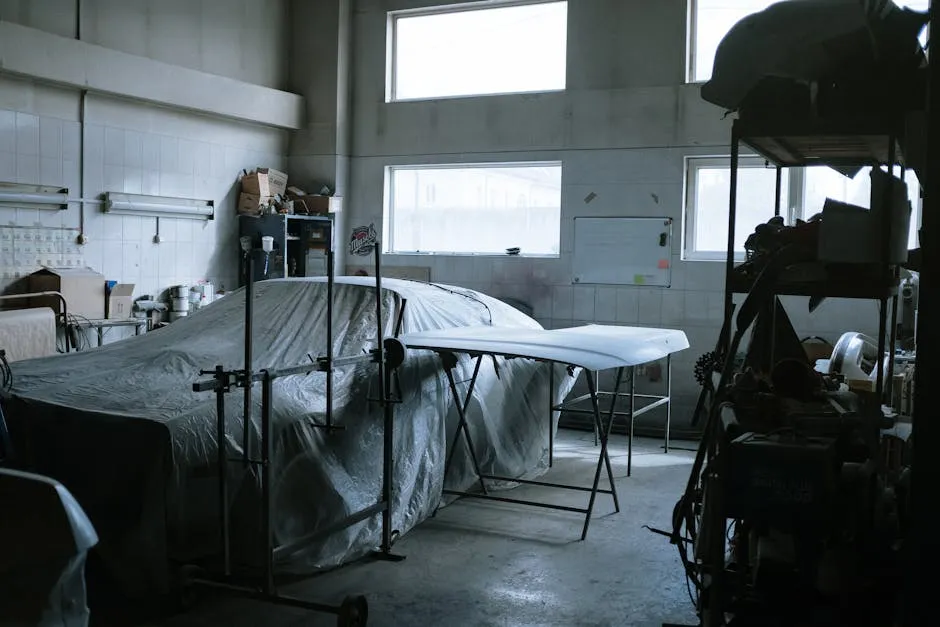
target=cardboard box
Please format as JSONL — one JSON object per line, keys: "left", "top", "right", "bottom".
{"left": 238, "top": 192, "right": 271, "bottom": 216}
{"left": 29, "top": 267, "right": 106, "bottom": 320}
{"left": 240, "top": 168, "right": 288, "bottom": 198}
{"left": 293, "top": 195, "right": 340, "bottom": 215}
{"left": 818, "top": 170, "right": 911, "bottom": 264}
{"left": 107, "top": 283, "right": 135, "bottom": 319}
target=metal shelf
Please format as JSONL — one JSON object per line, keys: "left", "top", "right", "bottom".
{"left": 734, "top": 116, "right": 905, "bottom": 168}
{"left": 729, "top": 271, "right": 899, "bottom": 300}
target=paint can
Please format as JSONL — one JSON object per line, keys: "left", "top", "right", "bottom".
{"left": 171, "top": 297, "right": 190, "bottom": 312}
{"left": 170, "top": 285, "right": 190, "bottom": 298}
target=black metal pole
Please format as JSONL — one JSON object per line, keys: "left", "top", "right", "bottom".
{"left": 664, "top": 355, "right": 672, "bottom": 453}
{"left": 372, "top": 242, "right": 395, "bottom": 553}
{"left": 260, "top": 371, "right": 274, "bottom": 594}
{"left": 243, "top": 253, "right": 254, "bottom": 466}
{"left": 628, "top": 366, "right": 636, "bottom": 477}
{"left": 773, "top": 165, "right": 782, "bottom": 218}
{"left": 876, "top": 138, "right": 897, "bottom": 399}
{"left": 548, "top": 364, "right": 555, "bottom": 468}
{"left": 215, "top": 365, "right": 231, "bottom": 577}
{"left": 326, "top": 248, "right": 335, "bottom": 429}
{"left": 725, "top": 126, "right": 740, "bottom": 355}
{"left": 908, "top": 2, "right": 940, "bottom": 623}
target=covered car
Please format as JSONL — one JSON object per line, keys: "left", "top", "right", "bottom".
{"left": 3, "top": 278, "right": 574, "bottom": 596}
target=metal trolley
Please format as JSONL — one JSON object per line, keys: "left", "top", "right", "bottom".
{"left": 181, "top": 242, "right": 404, "bottom": 626}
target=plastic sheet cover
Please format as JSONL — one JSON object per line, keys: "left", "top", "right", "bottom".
{"left": 4, "top": 278, "right": 575, "bottom": 595}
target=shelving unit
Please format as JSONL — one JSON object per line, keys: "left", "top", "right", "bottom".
{"left": 726, "top": 115, "right": 907, "bottom": 397}
{"left": 238, "top": 214, "right": 333, "bottom": 286}
{"left": 680, "top": 114, "right": 915, "bottom": 626}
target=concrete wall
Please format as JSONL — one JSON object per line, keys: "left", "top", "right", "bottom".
{"left": 0, "top": 0, "right": 289, "bottom": 332}
{"left": 347, "top": 0, "right": 880, "bottom": 430}
{"left": 0, "top": 0, "right": 288, "bottom": 89}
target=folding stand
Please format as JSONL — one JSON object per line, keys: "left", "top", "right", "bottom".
{"left": 182, "top": 243, "right": 403, "bottom": 627}
{"left": 551, "top": 355, "right": 674, "bottom": 476}
{"left": 438, "top": 352, "right": 621, "bottom": 541}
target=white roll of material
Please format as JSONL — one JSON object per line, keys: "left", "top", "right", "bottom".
{"left": 0, "top": 308, "right": 57, "bottom": 362}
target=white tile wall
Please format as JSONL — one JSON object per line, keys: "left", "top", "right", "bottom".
{"left": 0, "top": 92, "right": 287, "bottom": 315}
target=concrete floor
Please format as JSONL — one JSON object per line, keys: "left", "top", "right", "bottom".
{"left": 144, "top": 431, "right": 700, "bottom": 627}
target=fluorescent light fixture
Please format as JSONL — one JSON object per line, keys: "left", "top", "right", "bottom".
{"left": 105, "top": 192, "right": 214, "bottom": 220}
{"left": 0, "top": 182, "right": 68, "bottom": 210}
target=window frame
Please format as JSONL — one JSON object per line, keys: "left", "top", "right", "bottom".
{"left": 683, "top": 156, "right": 922, "bottom": 261}
{"left": 683, "top": 155, "right": 794, "bottom": 262}
{"left": 384, "top": 161, "right": 563, "bottom": 257}
{"left": 385, "top": 0, "right": 568, "bottom": 103}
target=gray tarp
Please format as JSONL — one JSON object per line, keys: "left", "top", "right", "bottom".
{"left": 4, "top": 278, "right": 575, "bottom": 596}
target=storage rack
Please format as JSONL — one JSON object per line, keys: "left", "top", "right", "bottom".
{"left": 238, "top": 213, "right": 333, "bottom": 285}
{"left": 682, "top": 115, "right": 912, "bottom": 627}
{"left": 182, "top": 241, "right": 403, "bottom": 627}
{"left": 725, "top": 115, "right": 906, "bottom": 398}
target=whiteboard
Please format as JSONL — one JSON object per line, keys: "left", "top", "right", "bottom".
{"left": 573, "top": 217, "right": 673, "bottom": 287}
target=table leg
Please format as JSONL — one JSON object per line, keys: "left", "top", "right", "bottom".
{"left": 665, "top": 355, "right": 672, "bottom": 454}
{"left": 97, "top": 326, "right": 104, "bottom": 347}
{"left": 548, "top": 363, "right": 555, "bottom": 468}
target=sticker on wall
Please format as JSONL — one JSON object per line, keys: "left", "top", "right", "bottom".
{"left": 348, "top": 224, "right": 378, "bottom": 257}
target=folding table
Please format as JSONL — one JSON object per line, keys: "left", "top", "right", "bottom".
{"left": 399, "top": 324, "right": 689, "bottom": 540}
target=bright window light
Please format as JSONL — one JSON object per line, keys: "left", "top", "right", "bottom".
{"left": 388, "top": 1, "right": 568, "bottom": 101}
{"left": 683, "top": 158, "right": 922, "bottom": 260}
{"left": 689, "top": 0, "right": 929, "bottom": 83}
{"left": 804, "top": 167, "right": 921, "bottom": 250}
{"left": 385, "top": 163, "right": 562, "bottom": 255}
{"left": 685, "top": 157, "right": 787, "bottom": 260}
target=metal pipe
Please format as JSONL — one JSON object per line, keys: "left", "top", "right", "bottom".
{"left": 774, "top": 166, "right": 783, "bottom": 218}
{"left": 548, "top": 364, "right": 554, "bottom": 467}
{"left": 442, "top": 490, "right": 590, "bottom": 515}
{"left": 478, "top": 474, "right": 616, "bottom": 495}
{"left": 273, "top": 501, "right": 387, "bottom": 561}
{"left": 243, "top": 254, "right": 254, "bottom": 465}
{"left": 581, "top": 371, "right": 606, "bottom": 540}
{"left": 260, "top": 371, "right": 274, "bottom": 594}
{"left": 444, "top": 356, "right": 488, "bottom": 495}
{"left": 326, "top": 248, "right": 335, "bottom": 428}
{"left": 372, "top": 242, "right": 395, "bottom": 553}
{"left": 603, "top": 367, "right": 624, "bottom": 512}
{"left": 725, "top": 127, "right": 741, "bottom": 353}
{"left": 215, "top": 365, "right": 231, "bottom": 576}
{"left": 665, "top": 355, "right": 672, "bottom": 453}
{"left": 189, "top": 579, "right": 342, "bottom": 615}
{"left": 876, "top": 137, "right": 898, "bottom": 399}
{"left": 628, "top": 366, "right": 636, "bottom": 477}
{"left": 887, "top": 291, "right": 900, "bottom": 399}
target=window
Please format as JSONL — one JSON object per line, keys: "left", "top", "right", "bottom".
{"left": 387, "top": 1, "right": 568, "bottom": 102}
{"left": 384, "top": 163, "right": 562, "bottom": 256}
{"left": 684, "top": 157, "right": 922, "bottom": 260}
{"left": 685, "top": 157, "right": 789, "bottom": 260}
{"left": 689, "top": 0, "right": 930, "bottom": 83}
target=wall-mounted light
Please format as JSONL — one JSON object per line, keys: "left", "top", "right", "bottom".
{"left": 0, "top": 183, "right": 68, "bottom": 210}
{"left": 104, "top": 192, "right": 214, "bottom": 220}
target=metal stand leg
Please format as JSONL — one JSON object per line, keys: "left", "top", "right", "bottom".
{"left": 628, "top": 366, "right": 636, "bottom": 477}
{"left": 593, "top": 371, "right": 599, "bottom": 446}
{"left": 214, "top": 366, "right": 231, "bottom": 577}
{"left": 602, "top": 368, "right": 623, "bottom": 515}
{"left": 664, "top": 355, "right": 672, "bottom": 454}
{"left": 548, "top": 364, "right": 554, "bottom": 468}
{"left": 442, "top": 354, "right": 488, "bottom": 495}
{"left": 243, "top": 254, "right": 254, "bottom": 466}
{"left": 581, "top": 370, "right": 619, "bottom": 540}
{"left": 260, "top": 371, "right": 274, "bottom": 594}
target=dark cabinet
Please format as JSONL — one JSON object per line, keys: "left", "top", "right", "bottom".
{"left": 238, "top": 214, "right": 333, "bottom": 286}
